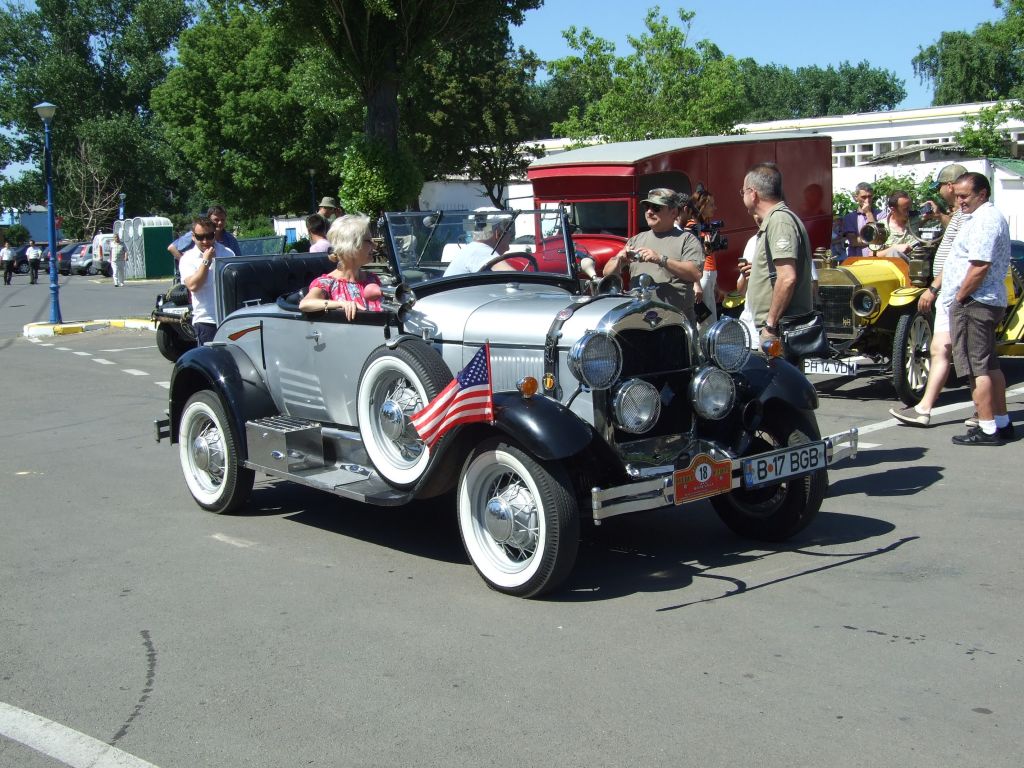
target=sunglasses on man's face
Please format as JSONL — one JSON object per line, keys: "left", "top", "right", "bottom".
{"left": 643, "top": 204, "right": 664, "bottom": 213}
{"left": 194, "top": 231, "right": 216, "bottom": 241}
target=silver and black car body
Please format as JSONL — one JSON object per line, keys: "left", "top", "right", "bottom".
{"left": 156, "top": 208, "right": 857, "bottom": 598}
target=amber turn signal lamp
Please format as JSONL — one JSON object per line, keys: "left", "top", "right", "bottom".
{"left": 760, "top": 337, "right": 784, "bottom": 358}
{"left": 517, "top": 376, "right": 539, "bottom": 398}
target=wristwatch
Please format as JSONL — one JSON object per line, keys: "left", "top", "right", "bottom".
{"left": 659, "top": 255, "right": 668, "bottom": 268}
{"left": 201, "top": 258, "right": 212, "bottom": 267}
{"left": 928, "top": 285, "right": 939, "bottom": 296}
{"left": 763, "top": 324, "right": 779, "bottom": 335}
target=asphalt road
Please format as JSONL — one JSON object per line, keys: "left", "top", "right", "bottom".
{"left": 1, "top": 279, "right": 1022, "bottom": 767}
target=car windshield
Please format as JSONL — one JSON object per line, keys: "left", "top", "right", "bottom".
{"left": 382, "top": 208, "right": 573, "bottom": 290}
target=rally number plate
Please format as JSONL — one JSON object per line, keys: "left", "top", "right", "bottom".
{"left": 803, "top": 358, "right": 857, "bottom": 376}
{"left": 742, "top": 442, "right": 826, "bottom": 489}
{"left": 673, "top": 453, "right": 733, "bottom": 504}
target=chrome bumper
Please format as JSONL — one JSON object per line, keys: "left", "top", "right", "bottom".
{"left": 590, "top": 428, "right": 859, "bottom": 523}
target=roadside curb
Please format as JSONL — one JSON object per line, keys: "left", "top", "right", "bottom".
{"left": 23, "top": 317, "right": 154, "bottom": 338}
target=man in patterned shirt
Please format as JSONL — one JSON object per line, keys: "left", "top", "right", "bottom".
{"left": 945, "top": 172, "right": 1013, "bottom": 445}
{"left": 889, "top": 163, "right": 967, "bottom": 426}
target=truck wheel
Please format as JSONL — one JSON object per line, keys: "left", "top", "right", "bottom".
{"left": 458, "top": 439, "right": 579, "bottom": 598}
{"left": 892, "top": 312, "right": 932, "bottom": 406}
{"left": 178, "top": 391, "right": 254, "bottom": 514}
{"left": 156, "top": 323, "right": 196, "bottom": 362}
{"left": 357, "top": 341, "right": 452, "bottom": 489}
{"left": 711, "top": 412, "right": 827, "bottom": 541}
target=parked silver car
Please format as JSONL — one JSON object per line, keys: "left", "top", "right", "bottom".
{"left": 156, "top": 208, "right": 857, "bottom": 597}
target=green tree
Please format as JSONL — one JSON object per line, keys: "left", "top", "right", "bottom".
{"left": 913, "top": 0, "right": 1024, "bottom": 105}
{"left": 272, "top": 0, "right": 540, "bottom": 153}
{"left": 551, "top": 8, "right": 746, "bottom": 142}
{"left": 0, "top": 0, "right": 191, "bottom": 234}
{"left": 955, "top": 101, "right": 1021, "bottom": 156}
{"left": 405, "top": 25, "right": 544, "bottom": 205}
{"left": 737, "top": 60, "right": 905, "bottom": 121}
{"left": 151, "top": 2, "right": 360, "bottom": 216}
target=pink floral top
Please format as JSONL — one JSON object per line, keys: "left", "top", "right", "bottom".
{"left": 309, "top": 271, "right": 383, "bottom": 311}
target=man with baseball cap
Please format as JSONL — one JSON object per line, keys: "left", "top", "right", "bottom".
{"left": 889, "top": 163, "right": 968, "bottom": 427}
{"left": 602, "top": 188, "right": 703, "bottom": 323}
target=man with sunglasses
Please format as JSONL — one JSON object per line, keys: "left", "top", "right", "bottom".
{"left": 602, "top": 189, "right": 703, "bottom": 323}
{"left": 180, "top": 216, "right": 233, "bottom": 345}
{"left": 168, "top": 205, "right": 240, "bottom": 279}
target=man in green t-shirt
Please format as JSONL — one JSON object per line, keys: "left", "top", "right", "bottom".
{"left": 602, "top": 188, "right": 703, "bottom": 323}
{"left": 740, "top": 163, "right": 814, "bottom": 346}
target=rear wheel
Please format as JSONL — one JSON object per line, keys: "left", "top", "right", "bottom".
{"left": 178, "top": 391, "right": 254, "bottom": 514}
{"left": 711, "top": 412, "right": 827, "bottom": 541}
{"left": 892, "top": 311, "right": 932, "bottom": 406}
{"left": 458, "top": 439, "right": 579, "bottom": 597}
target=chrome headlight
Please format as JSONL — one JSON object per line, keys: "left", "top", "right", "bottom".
{"left": 689, "top": 366, "right": 736, "bottom": 420}
{"left": 568, "top": 332, "right": 622, "bottom": 390}
{"left": 612, "top": 379, "right": 661, "bottom": 434}
{"left": 852, "top": 286, "right": 880, "bottom": 318}
{"left": 701, "top": 317, "right": 751, "bottom": 372}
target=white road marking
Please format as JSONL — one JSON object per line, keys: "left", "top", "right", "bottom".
{"left": 0, "top": 700, "right": 161, "bottom": 768}
{"left": 93, "top": 358, "right": 116, "bottom": 365}
{"left": 856, "top": 442, "right": 881, "bottom": 449}
{"left": 39, "top": 343, "right": 54, "bottom": 347}
{"left": 72, "top": 351, "right": 92, "bottom": 356}
{"left": 856, "top": 386, "right": 1024, "bottom": 436}
{"left": 55, "top": 347, "right": 71, "bottom": 351}
{"left": 99, "top": 345, "right": 158, "bottom": 352}
{"left": 27, "top": 338, "right": 41, "bottom": 343}
{"left": 211, "top": 533, "right": 257, "bottom": 548}
{"left": 156, "top": 381, "right": 170, "bottom": 389}
{"left": 122, "top": 369, "right": 149, "bottom": 376}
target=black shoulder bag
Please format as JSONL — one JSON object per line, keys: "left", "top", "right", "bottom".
{"left": 764, "top": 211, "right": 829, "bottom": 360}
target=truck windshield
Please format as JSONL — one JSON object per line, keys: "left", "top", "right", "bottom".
{"left": 561, "top": 201, "right": 629, "bottom": 238}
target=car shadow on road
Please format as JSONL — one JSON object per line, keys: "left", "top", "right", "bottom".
{"left": 551, "top": 504, "right": 905, "bottom": 604}
{"left": 251, "top": 479, "right": 468, "bottom": 564}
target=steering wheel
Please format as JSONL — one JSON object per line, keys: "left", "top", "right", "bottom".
{"left": 478, "top": 251, "right": 539, "bottom": 272}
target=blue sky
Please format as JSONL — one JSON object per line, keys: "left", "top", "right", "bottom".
{"left": 510, "top": 0, "right": 1006, "bottom": 110}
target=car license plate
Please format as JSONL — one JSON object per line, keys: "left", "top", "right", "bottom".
{"left": 803, "top": 358, "right": 858, "bottom": 376}
{"left": 742, "top": 443, "right": 826, "bottom": 488}
{"left": 673, "top": 453, "right": 733, "bottom": 504}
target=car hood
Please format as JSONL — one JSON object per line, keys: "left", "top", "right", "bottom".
{"left": 408, "top": 282, "right": 679, "bottom": 348}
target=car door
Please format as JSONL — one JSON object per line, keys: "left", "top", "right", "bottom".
{"left": 309, "top": 313, "right": 392, "bottom": 428}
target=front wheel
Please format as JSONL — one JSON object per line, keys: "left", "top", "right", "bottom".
{"left": 711, "top": 412, "right": 827, "bottom": 541}
{"left": 178, "top": 391, "right": 254, "bottom": 514}
{"left": 458, "top": 439, "right": 579, "bottom": 597}
{"left": 892, "top": 311, "right": 932, "bottom": 406}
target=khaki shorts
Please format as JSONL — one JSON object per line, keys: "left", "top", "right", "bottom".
{"left": 951, "top": 299, "right": 1003, "bottom": 378}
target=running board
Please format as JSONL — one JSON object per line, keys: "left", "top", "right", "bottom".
{"left": 244, "top": 460, "right": 412, "bottom": 506}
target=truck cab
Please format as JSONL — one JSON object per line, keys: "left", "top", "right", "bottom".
{"left": 527, "top": 132, "right": 833, "bottom": 290}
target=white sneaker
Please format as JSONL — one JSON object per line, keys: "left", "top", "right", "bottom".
{"left": 965, "top": 413, "right": 978, "bottom": 428}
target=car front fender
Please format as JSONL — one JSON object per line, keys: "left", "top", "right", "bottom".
{"left": 888, "top": 286, "right": 923, "bottom": 310}
{"left": 168, "top": 344, "right": 276, "bottom": 455}
{"left": 739, "top": 355, "right": 819, "bottom": 415}
{"left": 491, "top": 392, "right": 594, "bottom": 461}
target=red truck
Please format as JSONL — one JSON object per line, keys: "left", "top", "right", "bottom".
{"left": 527, "top": 132, "right": 833, "bottom": 290}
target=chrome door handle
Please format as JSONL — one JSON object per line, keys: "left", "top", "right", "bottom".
{"left": 305, "top": 329, "right": 320, "bottom": 342}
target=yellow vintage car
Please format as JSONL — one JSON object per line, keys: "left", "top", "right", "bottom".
{"left": 805, "top": 236, "right": 1024, "bottom": 405}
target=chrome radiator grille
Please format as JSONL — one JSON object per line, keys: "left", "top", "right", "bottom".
{"left": 818, "top": 285, "right": 856, "bottom": 338}
{"left": 488, "top": 347, "right": 545, "bottom": 392}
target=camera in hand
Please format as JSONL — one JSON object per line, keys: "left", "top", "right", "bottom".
{"left": 703, "top": 219, "right": 729, "bottom": 252}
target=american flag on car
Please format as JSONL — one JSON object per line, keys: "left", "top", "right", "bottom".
{"left": 411, "top": 343, "right": 494, "bottom": 447}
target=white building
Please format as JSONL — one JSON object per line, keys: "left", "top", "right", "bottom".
{"left": 739, "top": 101, "right": 1024, "bottom": 238}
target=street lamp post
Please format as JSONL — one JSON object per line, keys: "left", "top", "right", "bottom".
{"left": 119, "top": 192, "right": 126, "bottom": 221}
{"left": 35, "top": 101, "right": 61, "bottom": 325}
{"left": 308, "top": 168, "right": 316, "bottom": 214}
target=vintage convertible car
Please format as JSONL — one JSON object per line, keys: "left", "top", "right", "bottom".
{"left": 155, "top": 208, "right": 857, "bottom": 598}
